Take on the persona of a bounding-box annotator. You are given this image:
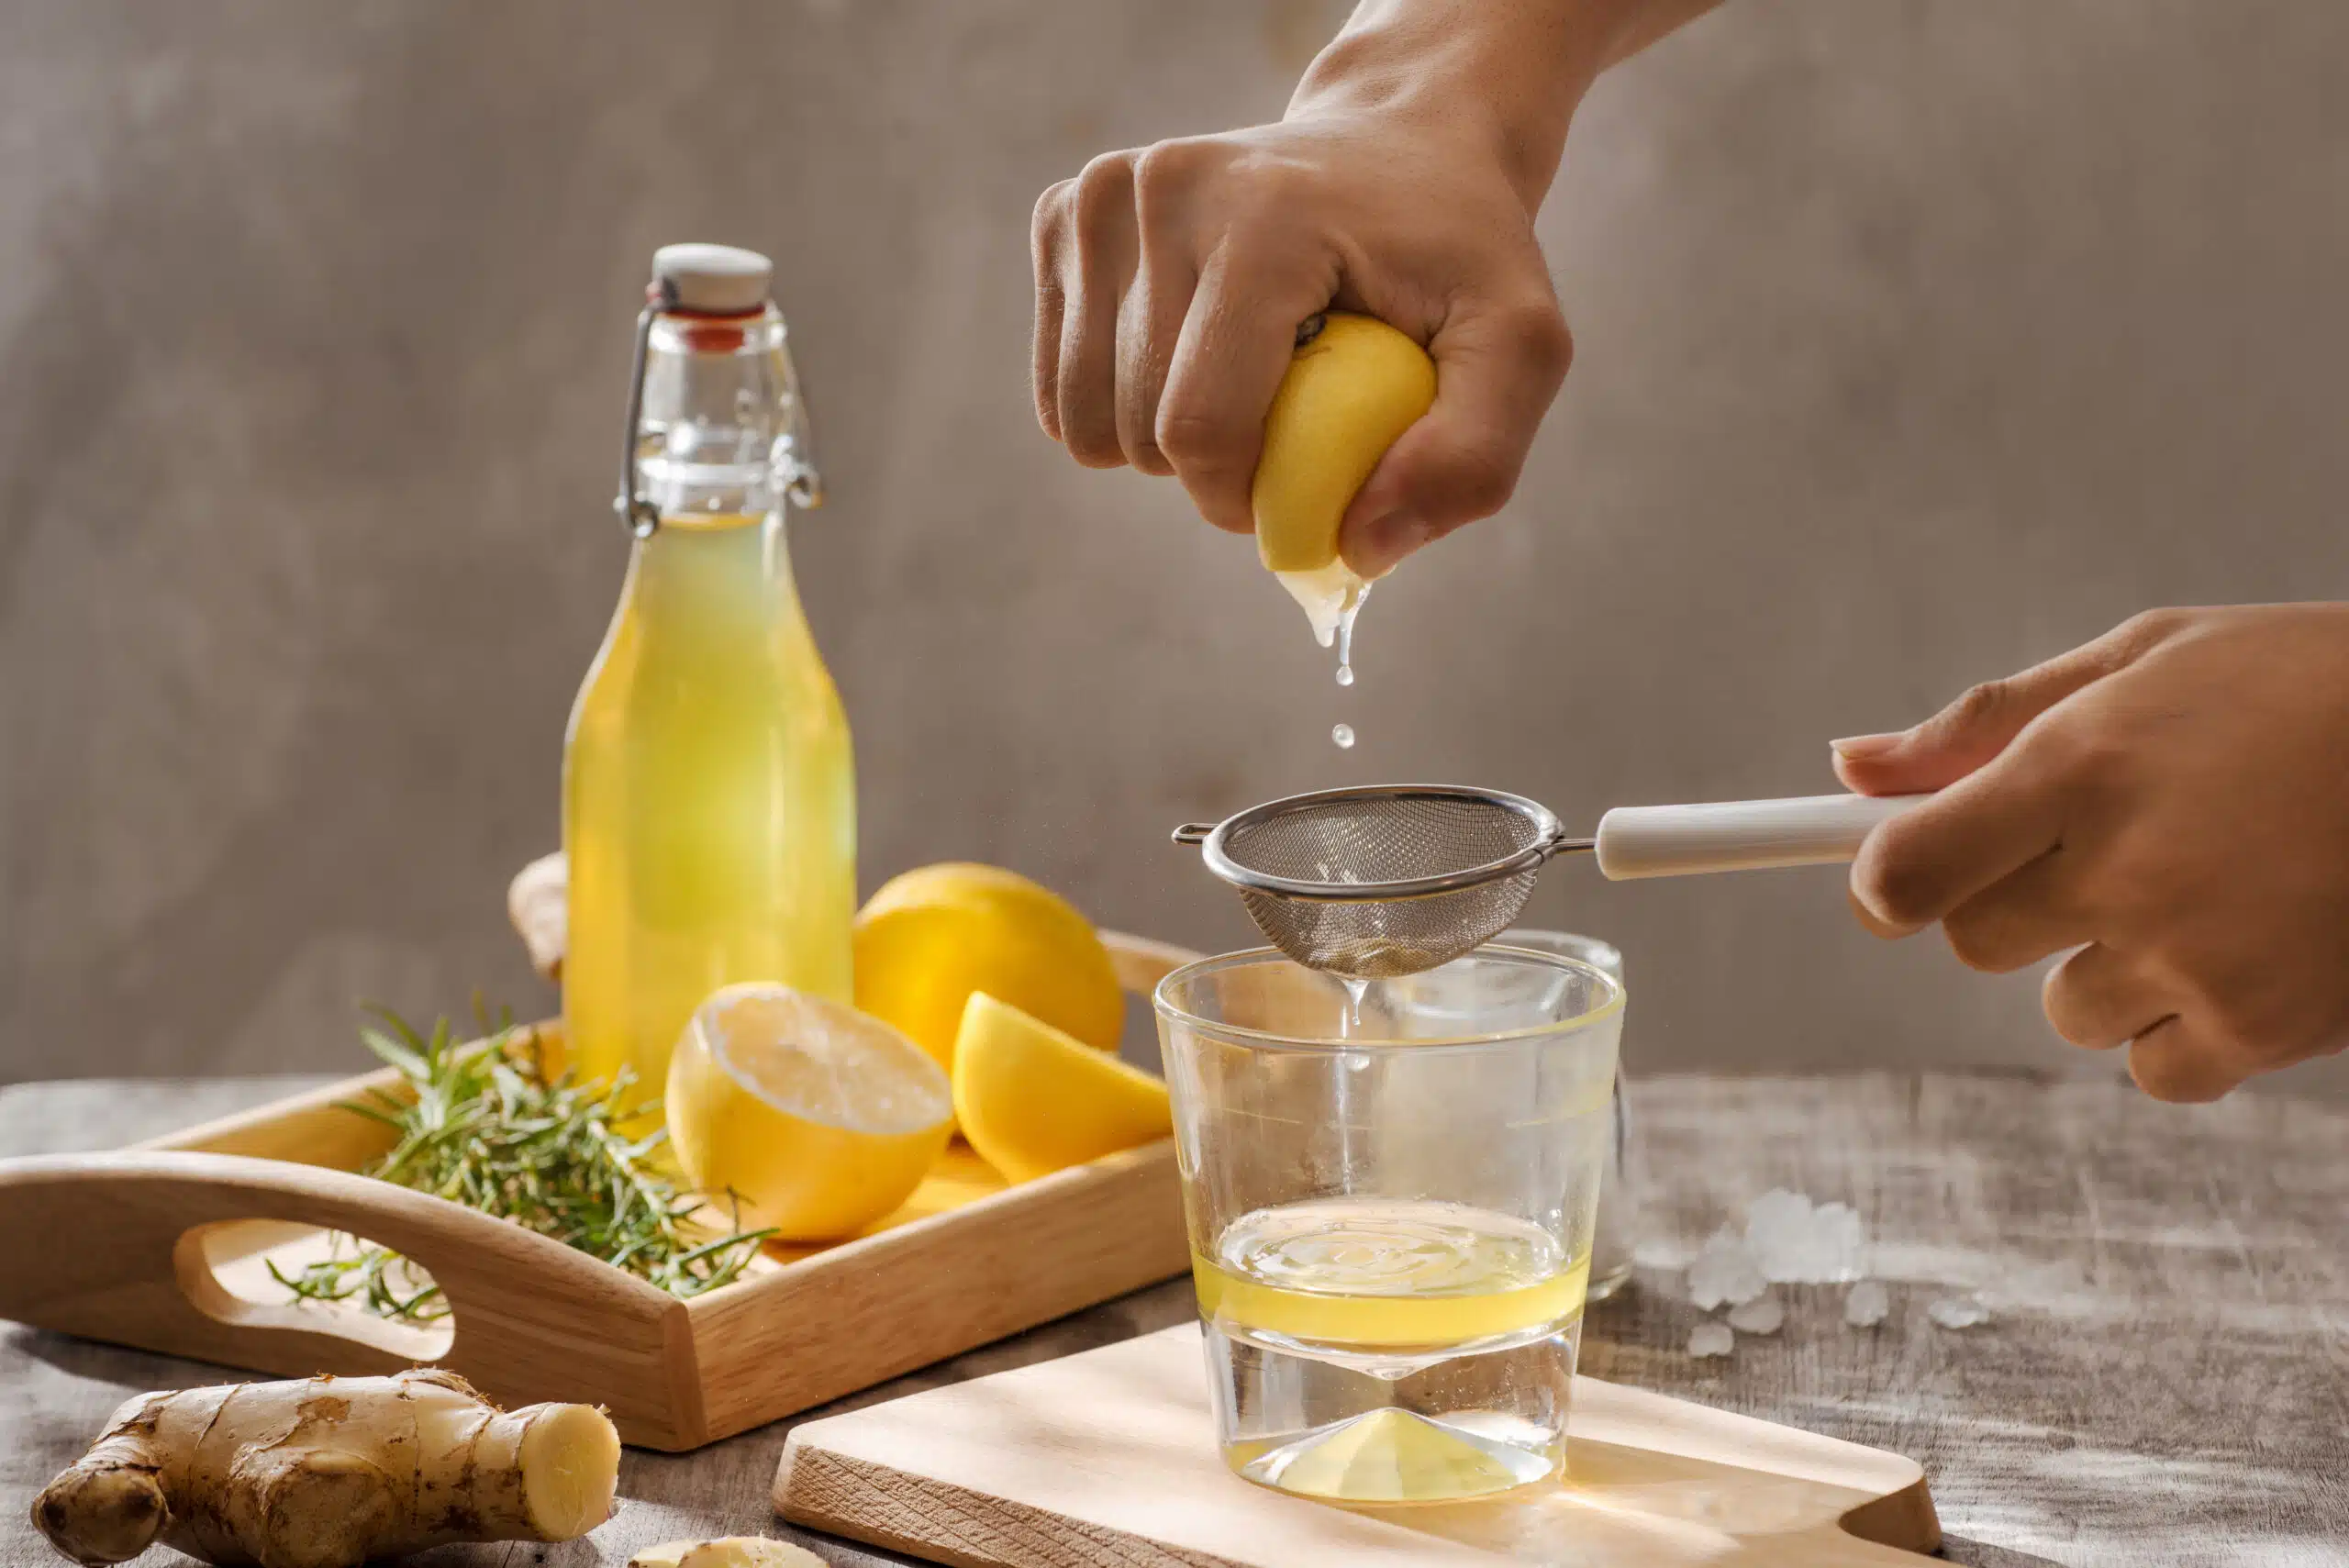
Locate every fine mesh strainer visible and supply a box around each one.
[1173,783,1932,980]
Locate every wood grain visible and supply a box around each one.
[774,1325,1939,1565]
[0,934,1197,1452]
[689,1140,1185,1445]
[6,1072,2347,1567]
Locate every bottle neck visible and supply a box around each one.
[633,305,812,523]
[627,509,803,630]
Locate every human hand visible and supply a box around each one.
[1030,12,1585,579]
[1833,605,2349,1102]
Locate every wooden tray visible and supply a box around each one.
[0,932,1198,1451]
[775,1324,1940,1566]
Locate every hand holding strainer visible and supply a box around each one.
[1172,784,1927,980]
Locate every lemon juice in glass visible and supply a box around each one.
[1155,948,1622,1505]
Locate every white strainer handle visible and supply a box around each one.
[1592,793,1932,880]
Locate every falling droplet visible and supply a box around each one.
[1331,724,1355,750]
[1335,662,1354,687]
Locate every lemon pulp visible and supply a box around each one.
[665,983,952,1240]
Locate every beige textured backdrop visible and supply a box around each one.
[4,1,2345,1093]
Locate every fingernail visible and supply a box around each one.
[1830,732,1906,761]
[1348,513,1436,579]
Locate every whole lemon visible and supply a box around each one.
[852,863,1123,1074]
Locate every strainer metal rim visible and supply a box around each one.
[1175,783,1573,903]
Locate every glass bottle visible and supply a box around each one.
[562,244,855,1102]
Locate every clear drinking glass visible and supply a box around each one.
[1492,933,1633,1302]
[1155,949,1624,1505]
[1375,934,1635,1304]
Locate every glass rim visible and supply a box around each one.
[1152,944,1625,1053]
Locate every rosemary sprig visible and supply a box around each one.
[273,1003,774,1325]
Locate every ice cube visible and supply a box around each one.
[1843,1279,1890,1328]
[1631,1237,1690,1271]
[1725,1291,1784,1336]
[1809,1201,1865,1284]
[1742,1189,1867,1284]
[1742,1190,1813,1281]
[1928,1295,1990,1329]
[1687,1321,1734,1358]
[1687,1223,1766,1310]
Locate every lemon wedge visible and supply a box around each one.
[665,983,952,1240]
[853,863,1123,1074]
[1252,312,1437,643]
[952,992,1171,1183]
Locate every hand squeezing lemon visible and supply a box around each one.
[1252,312,1437,644]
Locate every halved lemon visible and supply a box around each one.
[853,863,1123,1075]
[952,992,1171,1183]
[1252,311,1436,641]
[665,984,952,1240]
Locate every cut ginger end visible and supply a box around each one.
[520,1400,624,1538]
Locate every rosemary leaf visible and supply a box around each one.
[274,1005,776,1327]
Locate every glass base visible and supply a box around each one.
[1205,1315,1578,1505]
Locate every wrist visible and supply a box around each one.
[1287,0,1637,211]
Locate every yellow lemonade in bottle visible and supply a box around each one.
[562,245,853,1100]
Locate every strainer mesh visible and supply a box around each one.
[1215,794,1549,979]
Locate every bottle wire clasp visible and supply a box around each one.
[614,280,825,539]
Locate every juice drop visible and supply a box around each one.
[1331,723,1355,750]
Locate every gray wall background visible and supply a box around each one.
[5,0,2346,1093]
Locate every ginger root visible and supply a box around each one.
[509,850,570,982]
[631,1540,823,1568]
[32,1367,618,1568]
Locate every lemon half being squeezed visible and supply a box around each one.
[666,983,953,1241]
[1252,312,1437,644]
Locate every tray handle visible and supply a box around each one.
[0,1151,701,1444]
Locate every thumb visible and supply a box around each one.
[1337,294,1572,579]
[1831,615,2178,795]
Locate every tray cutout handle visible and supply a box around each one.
[173,1218,455,1362]
[0,1151,704,1447]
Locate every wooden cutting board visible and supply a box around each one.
[774,1324,1939,1566]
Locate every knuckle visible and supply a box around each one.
[1154,399,1241,472]
[1030,179,1076,246]
[1423,438,1520,521]
[1130,138,1207,213]
[1941,916,2009,974]
[1072,151,1137,226]
[2116,606,2189,647]
[1853,842,1942,930]
[1944,680,2012,735]
[2040,967,2096,1045]
[2130,1037,2238,1104]
[1501,298,1575,387]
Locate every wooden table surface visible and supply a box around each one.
[2,1072,2343,1568]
